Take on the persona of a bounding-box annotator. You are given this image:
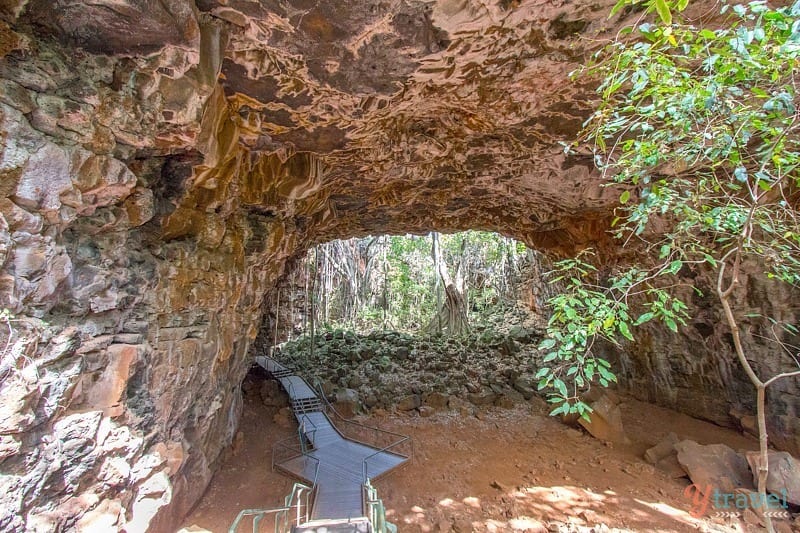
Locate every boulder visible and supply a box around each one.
[396,394,421,411]
[656,454,690,479]
[644,432,680,464]
[467,391,497,406]
[424,392,450,409]
[578,393,628,444]
[364,391,379,409]
[259,380,287,407]
[334,388,359,418]
[418,406,435,418]
[494,393,516,409]
[448,397,475,417]
[674,440,754,494]
[512,377,535,400]
[745,451,800,506]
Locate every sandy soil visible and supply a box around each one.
[180,377,795,533]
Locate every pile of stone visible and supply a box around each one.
[643,434,800,529]
[271,327,545,416]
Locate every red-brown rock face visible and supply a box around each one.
[0,1,797,531]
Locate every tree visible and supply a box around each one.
[424,232,470,336]
[537,2,800,529]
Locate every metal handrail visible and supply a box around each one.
[313,380,410,446]
[362,479,397,533]
[272,436,321,482]
[229,505,290,533]
[229,478,317,533]
[361,435,413,483]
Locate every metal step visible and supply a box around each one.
[292,518,372,532]
[272,369,294,379]
[293,398,323,414]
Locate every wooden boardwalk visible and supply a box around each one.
[255,356,408,522]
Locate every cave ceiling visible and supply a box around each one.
[4,0,637,252]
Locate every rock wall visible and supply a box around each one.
[606,262,800,456]
[0,5,309,530]
[0,0,797,532]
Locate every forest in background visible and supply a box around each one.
[274,231,531,337]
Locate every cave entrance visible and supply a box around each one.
[182,231,774,533]
[263,231,540,340]
[254,230,549,418]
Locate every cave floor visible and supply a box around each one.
[182,386,776,533]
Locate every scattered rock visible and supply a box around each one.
[272,408,293,429]
[578,393,628,444]
[674,440,754,494]
[396,394,421,411]
[745,451,800,505]
[452,515,473,533]
[334,388,359,418]
[448,397,475,417]
[259,380,287,407]
[742,508,763,528]
[644,432,679,464]
[467,391,497,406]
[494,394,516,409]
[424,392,450,409]
[490,480,507,491]
[512,377,535,400]
[418,406,435,418]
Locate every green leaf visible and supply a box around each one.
[620,190,631,204]
[633,312,655,326]
[668,260,683,274]
[609,0,630,18]
[554,379,568,397]
[653,0,672,24]
[665,317,678,332]
[539,338,556,350]
[618,321,634,341]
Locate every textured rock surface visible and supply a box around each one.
[675,440,754,495]
[578,392,628,444]
[607,262,800,456]
[745,451,800,506]
[0,0,798,531]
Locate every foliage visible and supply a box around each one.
[306,231,527,334]
[535,252,691,417]
[541,6,800,524]
[539,0,800,413]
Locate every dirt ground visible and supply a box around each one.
[180,379,795,533]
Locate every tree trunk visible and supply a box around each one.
[717,254,774,533]
[425,232,469,336]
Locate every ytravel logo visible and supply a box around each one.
[683,484,791,519]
